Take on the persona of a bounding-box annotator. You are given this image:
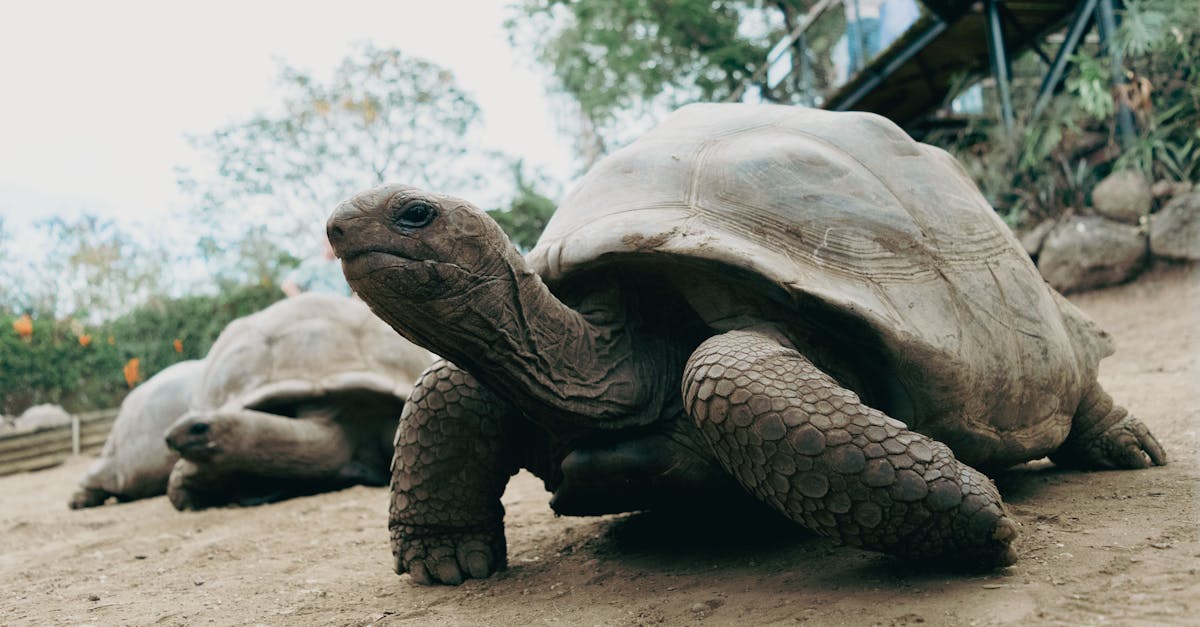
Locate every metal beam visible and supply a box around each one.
[998,2,1052,66]
[1031,0,1099,121]
[984,0,1015,130]
[827,16,948,111]
[727,0,841,102]
[1096,0,1138,148]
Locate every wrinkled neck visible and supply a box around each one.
[409,260,658,428]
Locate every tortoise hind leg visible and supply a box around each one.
[1050,382,1166,470]
[682,329,1018,568]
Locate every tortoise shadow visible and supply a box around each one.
[574,461,1083,583]
[596,493,814,559]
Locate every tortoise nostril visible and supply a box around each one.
[327,221,345,242]
[188,422,210,436]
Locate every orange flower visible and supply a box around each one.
[173,338,184,353]
[13,314,32,340]
[123,357,142,388]
[108,335,115,345]
[78,334,92,347]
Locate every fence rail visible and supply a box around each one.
[0,409,117,477]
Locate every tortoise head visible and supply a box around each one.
[327,184,524,305]
[165,411,230,463]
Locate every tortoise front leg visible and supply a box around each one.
[682,329,1018,568]
[391,359,522,585]
[166,459,232,510]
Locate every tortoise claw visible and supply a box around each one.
[393,527,506,586]
[1053,415,1167,470]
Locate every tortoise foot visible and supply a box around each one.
[68,487,109,509]
[895,465,1019,570]
[392,524,507,585]
[1053,414,1167,470]
[1053,383,1167,470]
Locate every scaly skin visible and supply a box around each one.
[68,487,110,509]
[1051,383,1167,469]
[167,459,231,511]
[390,359,520,585]
[682,330,1018,568]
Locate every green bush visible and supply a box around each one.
[1,284,282,415]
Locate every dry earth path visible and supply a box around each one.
[1,264,1196,626]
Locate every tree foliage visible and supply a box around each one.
[0,215,172,321]
[178,43,495,277]
[0,284,281,415]
[488,161,559,251]
[510,1,813,163]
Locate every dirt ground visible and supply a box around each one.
[2,263,1196,627]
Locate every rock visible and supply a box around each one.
[1037,216,1147,293]
[1092,170,1151,224]
[1151,179,1193,200]
[1149,192,1200,261]
[1018,219,1057,260]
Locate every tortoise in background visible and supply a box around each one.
[14,404,71,431]
[70,359,205,508]
[164,293,432,510]
[328,103,1165,584]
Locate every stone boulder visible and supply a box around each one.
[1038,215,1147,293]
[1151,179,1193,200]
[1092,170,1151,224]
[1149,191,1200,261]
[1018,219,1056,260]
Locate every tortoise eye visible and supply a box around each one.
[393,201,436,228]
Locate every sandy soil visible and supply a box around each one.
[2,263,1197,627]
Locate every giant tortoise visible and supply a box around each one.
[164,292,432,510]
[327,103,1166,584]
[14,404,71,431]
[70,359,205,508]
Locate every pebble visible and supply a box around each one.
[690,603,707,613]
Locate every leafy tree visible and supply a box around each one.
[0,216,13,311]
[488,160,559,251]
[177,43,496,276]
[0,215,170,320]
[508,1,828,164]
[36,215,172,321]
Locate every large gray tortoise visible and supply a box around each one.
[70,359,205,508]
[14,404,71,431]
[164,292,432,510]
[327,103,1166,584]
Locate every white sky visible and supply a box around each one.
[0,0,575,237]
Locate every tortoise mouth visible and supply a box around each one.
[338,249,419,281]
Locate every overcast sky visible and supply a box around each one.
[0,1,574,237]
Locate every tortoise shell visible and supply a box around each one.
[76,359,205,501]
[527,103,1110,466]
[192,292,430,416]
